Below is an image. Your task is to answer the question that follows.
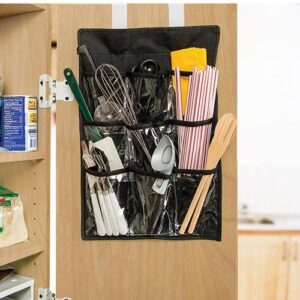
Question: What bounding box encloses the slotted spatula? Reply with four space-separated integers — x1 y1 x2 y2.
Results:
179 113 237 234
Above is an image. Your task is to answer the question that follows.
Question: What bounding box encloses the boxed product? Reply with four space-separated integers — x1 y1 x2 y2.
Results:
0 95 37 151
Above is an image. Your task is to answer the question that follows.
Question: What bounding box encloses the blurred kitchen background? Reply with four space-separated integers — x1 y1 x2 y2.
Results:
238 3 300 300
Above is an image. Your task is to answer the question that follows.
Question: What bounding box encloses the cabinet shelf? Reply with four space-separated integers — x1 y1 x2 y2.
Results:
0 151 44 164
0 4 43 19
0 274 34 299
0 241 44 266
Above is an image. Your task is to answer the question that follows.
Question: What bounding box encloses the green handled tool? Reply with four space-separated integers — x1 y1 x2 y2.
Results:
63 68 103 140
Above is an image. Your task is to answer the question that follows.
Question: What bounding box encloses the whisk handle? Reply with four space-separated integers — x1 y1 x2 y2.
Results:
64 68 93 122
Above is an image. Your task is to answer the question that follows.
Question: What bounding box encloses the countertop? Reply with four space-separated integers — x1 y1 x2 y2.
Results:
238 213 300 233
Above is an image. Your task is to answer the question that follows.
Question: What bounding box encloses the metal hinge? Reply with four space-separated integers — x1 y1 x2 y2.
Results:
38 288 72 300
39 74 74 108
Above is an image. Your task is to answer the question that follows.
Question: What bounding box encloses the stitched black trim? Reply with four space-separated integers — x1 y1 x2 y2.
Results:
84 165 218 179
83 118 214 129
82 69 194 78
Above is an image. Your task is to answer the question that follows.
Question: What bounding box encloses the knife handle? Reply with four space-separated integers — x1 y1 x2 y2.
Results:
90 193 106 236
109 190 128 235
97 191 112 236
103 191 119 236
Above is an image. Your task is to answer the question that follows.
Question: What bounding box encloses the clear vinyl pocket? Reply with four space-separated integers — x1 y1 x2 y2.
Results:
82 168 132 238
78 26 222 240
128 173 177 236
81 119 220 240
175 166 221 240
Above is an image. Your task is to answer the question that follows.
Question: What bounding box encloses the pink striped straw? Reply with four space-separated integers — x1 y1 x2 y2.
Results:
197 67 218 169
187 70 204 169
194 67 210 169
202 68 219 168
174 67 183 163
184 70 201 169
197 66 212 169
197 66 213 169
179 76 191 167
180 68 197 168
175 65 218 170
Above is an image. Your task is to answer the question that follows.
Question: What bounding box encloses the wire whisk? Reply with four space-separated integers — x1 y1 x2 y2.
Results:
95 63 151 162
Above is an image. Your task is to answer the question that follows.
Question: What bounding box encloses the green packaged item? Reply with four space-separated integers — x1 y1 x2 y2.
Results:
0 185 18 198
0 184 28 247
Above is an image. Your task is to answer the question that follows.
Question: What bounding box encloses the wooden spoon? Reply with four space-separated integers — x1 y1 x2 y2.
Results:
179 113 237 234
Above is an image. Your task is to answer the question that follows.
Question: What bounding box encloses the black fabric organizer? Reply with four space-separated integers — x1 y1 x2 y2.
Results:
78 26 222 240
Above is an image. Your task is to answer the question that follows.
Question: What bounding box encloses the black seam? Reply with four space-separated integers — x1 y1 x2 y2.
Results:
84 165 218 179
83 117 214 129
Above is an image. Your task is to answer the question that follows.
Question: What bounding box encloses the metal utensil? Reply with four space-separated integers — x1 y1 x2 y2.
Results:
95 63 151 162
151 135 175 194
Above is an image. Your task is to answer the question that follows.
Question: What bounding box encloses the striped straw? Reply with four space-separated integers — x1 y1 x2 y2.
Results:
176 66 218 170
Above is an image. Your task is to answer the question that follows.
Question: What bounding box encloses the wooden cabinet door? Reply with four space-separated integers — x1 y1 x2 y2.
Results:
287 236 300 300
55 4 237 300
238 235 290 300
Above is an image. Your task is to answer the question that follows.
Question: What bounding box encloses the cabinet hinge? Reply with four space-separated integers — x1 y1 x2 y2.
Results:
38 288 72 300
39 74 74 108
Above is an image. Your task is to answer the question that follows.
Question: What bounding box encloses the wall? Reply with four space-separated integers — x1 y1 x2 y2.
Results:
238 4 300 214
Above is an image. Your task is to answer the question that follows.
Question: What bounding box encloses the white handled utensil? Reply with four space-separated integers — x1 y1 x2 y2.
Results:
83 143 106 236
86 174 106 236
96 184 112 236
109 188 128 235
103 190 119 236
90 192 106 236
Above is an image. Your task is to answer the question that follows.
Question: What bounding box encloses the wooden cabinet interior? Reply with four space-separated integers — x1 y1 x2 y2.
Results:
0 4 51 296
0 4 43 19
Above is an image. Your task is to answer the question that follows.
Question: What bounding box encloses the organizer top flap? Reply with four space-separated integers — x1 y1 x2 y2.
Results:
78 26 220 73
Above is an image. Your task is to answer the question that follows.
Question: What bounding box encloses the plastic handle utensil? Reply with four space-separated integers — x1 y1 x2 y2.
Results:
97 190 112 236
103 191 119 236
64 68 93 121
90 193 106 236
109 189 128 235
64 68 103 141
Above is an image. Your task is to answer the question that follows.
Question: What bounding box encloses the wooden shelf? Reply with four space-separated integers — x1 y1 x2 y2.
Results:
0 4 43 19
0 241 44 266
0 151 44 164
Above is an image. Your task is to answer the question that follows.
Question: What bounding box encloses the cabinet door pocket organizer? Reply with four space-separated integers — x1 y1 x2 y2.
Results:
78 26 222 240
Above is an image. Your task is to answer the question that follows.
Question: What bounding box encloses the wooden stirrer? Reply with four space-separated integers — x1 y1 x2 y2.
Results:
179 113 237 234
